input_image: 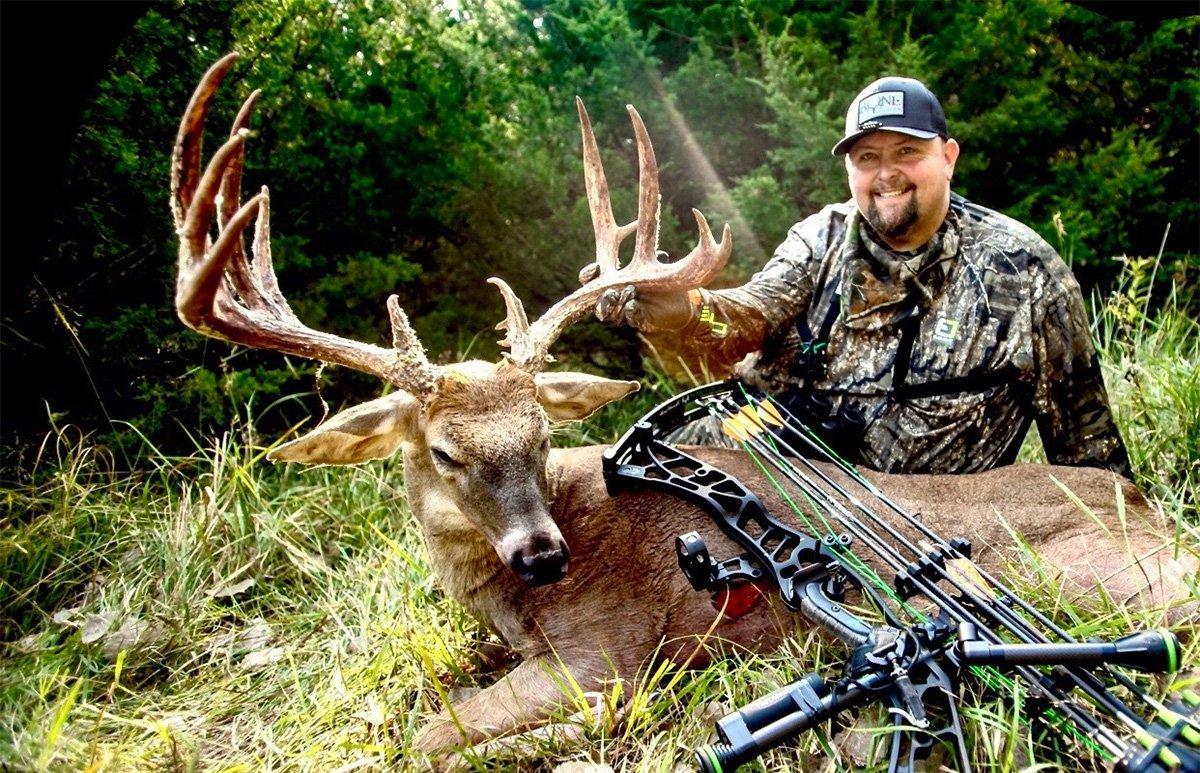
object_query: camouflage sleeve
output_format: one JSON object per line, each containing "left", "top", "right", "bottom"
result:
{"left": 1030, "top": 265, "right": 1131, "bottom": 476}
{"left": 643, "top": 218, "right": 823, "bottom": 379}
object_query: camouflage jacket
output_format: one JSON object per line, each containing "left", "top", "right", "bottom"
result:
{"left": 652, "top": 194, "right": 1130, "bottom": 475}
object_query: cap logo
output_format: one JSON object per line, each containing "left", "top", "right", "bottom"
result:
{"left": 858, "top": 91, "right": 905, "bottom": 126}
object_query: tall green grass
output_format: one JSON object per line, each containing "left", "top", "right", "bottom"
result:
{"left": 1097, "top": 257, "right": 1200, "bottom": 520}
{"left": 2, "top": 272, "right": 1196, "bottom": 771}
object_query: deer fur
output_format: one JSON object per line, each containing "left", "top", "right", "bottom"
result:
{"left": 270, "top": 369, "right": 1196, "bottom": 758}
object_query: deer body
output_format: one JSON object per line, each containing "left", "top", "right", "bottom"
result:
{"left": 401, "top": 443, "right": 1192, "bottom": 752}
{"left": 168, "top": 55, "right": 1194, "bottom": 761}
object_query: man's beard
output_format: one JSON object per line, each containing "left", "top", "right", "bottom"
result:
{"left": 865, "top": 195, "right": 919, "bottom": 240}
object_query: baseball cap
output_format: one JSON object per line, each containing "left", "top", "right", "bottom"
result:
{"left": 832, "top": 76, "right": 949, "bottom": 156}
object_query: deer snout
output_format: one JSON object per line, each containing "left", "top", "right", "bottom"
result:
{"left": 498, "top": 530, "right": 570, "bottom": 586}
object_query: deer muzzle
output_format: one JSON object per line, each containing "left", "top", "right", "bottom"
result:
{"left": 497, "top": 528, "right": 570, "bottom": 586}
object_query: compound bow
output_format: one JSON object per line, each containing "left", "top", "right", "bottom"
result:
{"left": 603, "top": 381, "right": 1198, "bottom": 772}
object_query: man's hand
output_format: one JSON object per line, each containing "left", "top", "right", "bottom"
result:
{"left": 578, "top": 260, "right": 700, "bottom": 333}
{"left": 594, "top": 285, "right": 698, "bottom": 333}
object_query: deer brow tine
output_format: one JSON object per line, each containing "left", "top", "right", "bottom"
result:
{"left": 386, "top": 295, "right": 438, "bottom": 395}
{"left": 487, "top": 277, "right": 532, "bottom": 358}
{"left": 171, "top": 52, "right": 239, "bottom": 230}
{"left": 386, "top": 295, "right": 432, "bottom": 359}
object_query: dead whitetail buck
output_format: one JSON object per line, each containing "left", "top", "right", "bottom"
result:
{"left": 173, "top": 53, "right": 1195, "bottom": 759}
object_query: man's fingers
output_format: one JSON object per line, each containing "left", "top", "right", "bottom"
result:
{"left": 596, "top": 286, "right": 638, "bottom": 324}
{"left": 624, "top": 299, "right": 655, "bottom": 332}
{"left": 596, "top": 286, "right": 691, "bottom": 332}
{"left": 595, "top": 287, "right": 625, "bottom": 323}
{"left": 578, "top": 262, "right": 601, "bottom": 286}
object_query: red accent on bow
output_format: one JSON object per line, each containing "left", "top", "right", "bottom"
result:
{"left": 713, "top": 582, "right": 769, "bottom": 621}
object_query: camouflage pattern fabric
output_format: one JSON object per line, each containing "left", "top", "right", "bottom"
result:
{"left": 649, "top": 194, "right": 1130, "bottom": 476}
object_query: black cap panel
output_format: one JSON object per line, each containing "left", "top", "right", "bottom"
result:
{"left": 833, "top": 77, "right": 948, "bottom": 156}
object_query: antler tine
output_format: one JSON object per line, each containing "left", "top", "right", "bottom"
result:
{"left": 577, "top": 97, "right": 637, "bottom": 279}
{"left": 172, "top": 55, "right": 442, "bottom": 399}
{"left": 250, "top": 185, "right": 293, "bottom": 317}
{"left": 172, "top": 52, "right": 239, "bottom": 232}
{"left": 675, "top": 209, "right": 733, "bottom": 287}
{"left": 177, "top": 191, "right": 267, "bottom": 327}
{"left": 487, "top": 277, "right": 533, "bottom": 363}
{"left": 626, "top": 104, "right": 661, "bottom": 268}
{"left": 220, "top": 89, "right": 265, "bottom": 308}
{"left": 218, "top": 89, "right": 261, "bottom": 232}
{"left": 517, "top": 208, "right": 730, "bottom": 370}
{"left": 181, "top": 130, "right": 250, "bottom": 266}
{"left": 386, "top": 296, "right": 439, "bottom": 396}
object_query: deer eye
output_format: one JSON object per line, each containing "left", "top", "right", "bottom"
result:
{"left": 431, "top": 447, "right": 463, "bottom": 469}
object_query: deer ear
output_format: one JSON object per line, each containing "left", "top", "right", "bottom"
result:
{"left": 534, "top": 372, "right": 639, "bottom": 421}
{"left": 267, "top": 392, "right": 421, "bottom": 465}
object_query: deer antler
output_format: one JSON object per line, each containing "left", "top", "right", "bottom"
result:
{"left": 171, "top": 53, "right": 441, "bottom": 398}
{"left": 491, "top": 97, "right": 731, "bottom": 371}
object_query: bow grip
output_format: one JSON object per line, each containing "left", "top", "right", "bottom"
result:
{"left": 797, "top": 579, "right": 873, "bottom": 646}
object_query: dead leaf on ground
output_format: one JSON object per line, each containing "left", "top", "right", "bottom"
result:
{"left": 101, "top": 617, "right": 165, "bottom": 657}
{"left": 352, "top": 693, "right": 387, "bottom": 727}
{"left": 552, "top": 763, "right": 614, "bottom": 773}
{"left": 80, "top": 611, "right": 119, "bottom": 644}
{"left": 11, "top": 632, "right": 43, "bottom": 654}
{"left": 231, "top": 618, "right": 274, "bottom": 654}
{"left": 242, "top": 646, "right": 286, "bottom": 670}
{"left": 51, "top": 606, "right": 84, "bottom": 627}
{"left": 210, "top": 577, "right": 256, "bottom": 599}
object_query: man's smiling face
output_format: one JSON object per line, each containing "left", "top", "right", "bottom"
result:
{"left": 845, "top": 131, "right": 960, "bottom": 251}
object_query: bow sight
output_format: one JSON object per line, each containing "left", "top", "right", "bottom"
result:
{"left": 602, "top": 381, "right": 1198, "bottom": 772}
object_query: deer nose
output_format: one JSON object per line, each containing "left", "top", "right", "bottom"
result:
{"left": 508, "top": 534, "right": 570, "bottom": 586}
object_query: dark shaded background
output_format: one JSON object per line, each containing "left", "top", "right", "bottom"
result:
{"left": 2, "top": 1, "right": 151, "bottom": 453}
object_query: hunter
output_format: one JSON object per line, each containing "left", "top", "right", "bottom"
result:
{"left": 595, "top": 76, "right": 1131, "bottom": 476}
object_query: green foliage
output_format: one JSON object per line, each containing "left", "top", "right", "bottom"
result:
{"left": 1033, "top": 128, "right": 1168, "bottom": 265}
{"left": 1096, "top": 256, "right": 1200, "bottom": 519}
{"left": 4, "top": 0, "right": 1196, "bottom": 460}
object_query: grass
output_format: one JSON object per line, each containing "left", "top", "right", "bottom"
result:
{"left": 2, "top": 269, "right": 1198, "bottom": 771}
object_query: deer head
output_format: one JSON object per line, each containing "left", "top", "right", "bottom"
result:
{"left": 171, "top": 53, "right": 730, "bottom": 586}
